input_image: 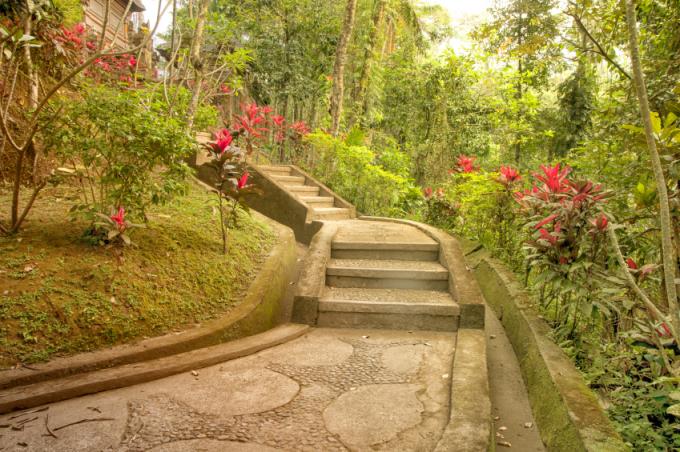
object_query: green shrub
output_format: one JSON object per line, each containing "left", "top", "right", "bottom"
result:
{"left": 302, "top": 132, "right": 421, "bottom": 216}
{"left": 43, "top": 85, "right": 212, "bottom": 220}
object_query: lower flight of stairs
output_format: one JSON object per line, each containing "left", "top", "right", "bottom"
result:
{"left": 316, "top": 222, "right": 460, "bottom": 332}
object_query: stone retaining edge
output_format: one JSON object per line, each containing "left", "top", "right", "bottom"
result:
{"left": 291, "top": 222, "right": 339, "bottom": 325}
{"left": 0, "top": 324, "right": 309, "bottom": 414}
{"left": 0, "top": 180, "right": 297, "bottom": 391}
{"left": 435, "top": 329, "right": 492, "bottom": 452}
{"left": 359, "top": 216, "right": 485, "bottom": 329}
{"left": 465, "top": 246, "right": 629, "bottom": 452}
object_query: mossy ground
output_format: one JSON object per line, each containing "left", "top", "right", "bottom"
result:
{"left": 0, "top": 181, "right": 275, "bottom": 367}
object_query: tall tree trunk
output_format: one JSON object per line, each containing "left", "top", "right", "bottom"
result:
{"left": 352, "top": 0, "right": 385, "bottom": 126}
{"left": 186, "top": 0, "right": 210, "bottom": 130}
{"left": 329, "top": 0, "right": 358, "bottom": 136}
{"left": 625, "top": 0, "right": 679, "bottom": 334}
{"left": 514, "top": 58, "right": 523, "bottom": 164}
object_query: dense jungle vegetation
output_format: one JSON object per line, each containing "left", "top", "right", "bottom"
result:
{"left": 1, "top": 0, "right": 680, "bottom": 448}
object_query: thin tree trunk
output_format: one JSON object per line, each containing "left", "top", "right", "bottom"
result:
{"left": 186, "top": 0, "right": 210, "bottom": 130}
{"left": 329, "top": 0, "right": 358, "bottom": 136}
{"left": 625, "top": 0, "right": 679, "bottom": 334}
{"left": 353, "top": 0, "right": 385, "bottom": 125}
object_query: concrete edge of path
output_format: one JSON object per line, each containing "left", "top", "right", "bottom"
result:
{"left": 463, "top": 242, "right": 629, "bottom": 452}
{"left": 291, "top": 222, "right": 338, "bottom": 325}
{"left": 0, "top": 186, "right": 297, "bottom": 391}
{"left": 0, "top": 323, "right": 310, "bottom": 414}
{"left": 359, "top": 216, "right": 485, "bottom": 329}
{"left": 435, "top": 329, "right": 492, "bottom": 452}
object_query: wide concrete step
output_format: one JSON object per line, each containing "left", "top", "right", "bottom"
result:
{"left": 260, "top": 165, "right": 292, "bottom": 175}
{"left": 312, "top": 207, "right": 352, "bottom": 221}
{"left": 273, "top": 175, "right": 306, "bottom": 185}
{"left": 301, "top": 196, "right": 335, "bottom": 208}
{"left": 326, "top": 259, "right": 449, "bottom": 291}
{"left": 318, "top": 288, "right": 459, "bottom": 331}
{"left": 288, "top": 185, "right": 321, "bottom": 196}
{"left": 332, "top": 241, "right": 439, "bottom": 261}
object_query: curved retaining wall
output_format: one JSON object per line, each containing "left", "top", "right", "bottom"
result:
{"left": 464, "top": 244, "right": 629, "bottom": 452}
{"left": 0, "top": 204, "right": 297, "bottom": 391}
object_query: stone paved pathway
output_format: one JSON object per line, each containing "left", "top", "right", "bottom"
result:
{"left": 0, "top": 328, "right": 455, "bottom": 452}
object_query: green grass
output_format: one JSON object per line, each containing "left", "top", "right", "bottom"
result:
{"left": 0, "top": 181, "right": 275, "bottom": 367}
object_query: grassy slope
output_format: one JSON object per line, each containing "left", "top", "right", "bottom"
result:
{"left": 0, "top": 181, "right": 275, "bottom": 367}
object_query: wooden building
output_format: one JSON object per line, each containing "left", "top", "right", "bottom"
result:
{"left": 83, "top": 0, "right": 145, "bottom": 49}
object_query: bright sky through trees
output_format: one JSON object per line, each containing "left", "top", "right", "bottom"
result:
{"left": 143, "top": 0, "right": 493, "bottom": 51}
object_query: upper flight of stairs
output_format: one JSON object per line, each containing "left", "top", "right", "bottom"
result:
{"left": 317, "top": 221, "right": 460, "bottom": 332}
{"left": 258, "top": 165, "right": 353, "bottom": 221}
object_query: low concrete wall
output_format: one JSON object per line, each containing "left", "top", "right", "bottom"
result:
{"left": 291, "top": 222, "right": 338, "bottom": 324}
{"left": 0, "top": 199, "right": 297, "bottom": 391}
{"left": 466, "top": 247, "right": 629, "bottom": 452}
{"left": 359, "top": 216, "right": 485, "bottom": 329}
{"left": 240, "top": 164, "right": 325, "bottom": 244}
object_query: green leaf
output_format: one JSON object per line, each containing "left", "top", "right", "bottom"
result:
{"left": 664, "top": 112, "right": 677, "bottom": 128}
{"left": 650, "top": 111, "right": 661, "bottom": 134}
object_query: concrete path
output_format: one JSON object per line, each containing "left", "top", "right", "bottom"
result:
{"left": 0, "top": 328, "right": 455, "bottom": 452}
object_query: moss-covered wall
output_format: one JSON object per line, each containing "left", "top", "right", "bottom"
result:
{"left": 470, "top": 251, "right": 629, "bottom": 452}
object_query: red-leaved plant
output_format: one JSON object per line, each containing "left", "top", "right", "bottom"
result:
{"left": 515, "top": 164, "right": 613, "bottom": 334}
{"left": 203, "top": 129, "right": 261, "bottom": 253}
{"left": 93, "top": 207, "right": 144, "bottom": 247}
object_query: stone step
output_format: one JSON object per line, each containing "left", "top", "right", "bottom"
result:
{"left": 273, "top": 175, "right": 306, "bottom": 185}
{"left": 326, "top": 259, "right": 449, "bottom": 291}
{"left": 312, "top": 207, "right": 352, "bottom": 221}
{"left": 288, "top": 185, "right": 321, "bottom": 196}
{"left": 301, "top": 196, "right": 335, "bottom": 208}
{"left": 318, "top": 288, "right": 459, "bottom": 331}
{"left": 332, "top": 241, "right": 439, "bottom": 261}
{"left": 259, "top": 165, "right": 292, "bottom": 175}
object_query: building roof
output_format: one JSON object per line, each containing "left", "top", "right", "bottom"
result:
{"left": 122, "top": 0, "right": 146, "bottom": 13}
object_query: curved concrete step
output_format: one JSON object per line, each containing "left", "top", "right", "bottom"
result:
{"left": 332, "top": 241, "right": 439, "bottom": 261}
{"left": 318, "top": 287, "right": 459, "bottom": 331}
{"left": 260, "top": 165, "right": 292, "bottom": 175}
{"left": 301, "top": 196, "right": 335, "bottom": 208}
{"left": 273, "top": 175, "right": 306, "bottom": 185}
{"left": 326, "top": 259, "right": 449, "bottom": 290}
{"left": 288, "top": 185, "right": 320, "bottom": 196}
{"left": 312, "top": 207, "right": 352, "bottom": 221}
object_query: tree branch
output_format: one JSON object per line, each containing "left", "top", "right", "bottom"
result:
{"left": 565, "top": 10, "right": 632, "bottom": 80}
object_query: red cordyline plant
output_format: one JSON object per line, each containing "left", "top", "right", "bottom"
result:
{"left": 203, "top": 129, "right": 260, "bottom": 254}
{"left": 453, "top": 155, "right": 478, "bottom": 173}
{"left": 423, "top": 186, "right": 458, "bottom": 230}
{"left": 93, "top": 207, "right": 144, "bottom": 247}
{"left": 231, "top": 103, "right": 270, "bottom": 158}
{"left": 514, "top": 163, "right": 615, "bottom": 333}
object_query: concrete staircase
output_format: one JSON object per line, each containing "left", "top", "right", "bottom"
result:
{"left": 317, "top": 221, "right": 460, "bottom": 331}
{"left": 258, "top": 165, "right": 352, "bottom": 221}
